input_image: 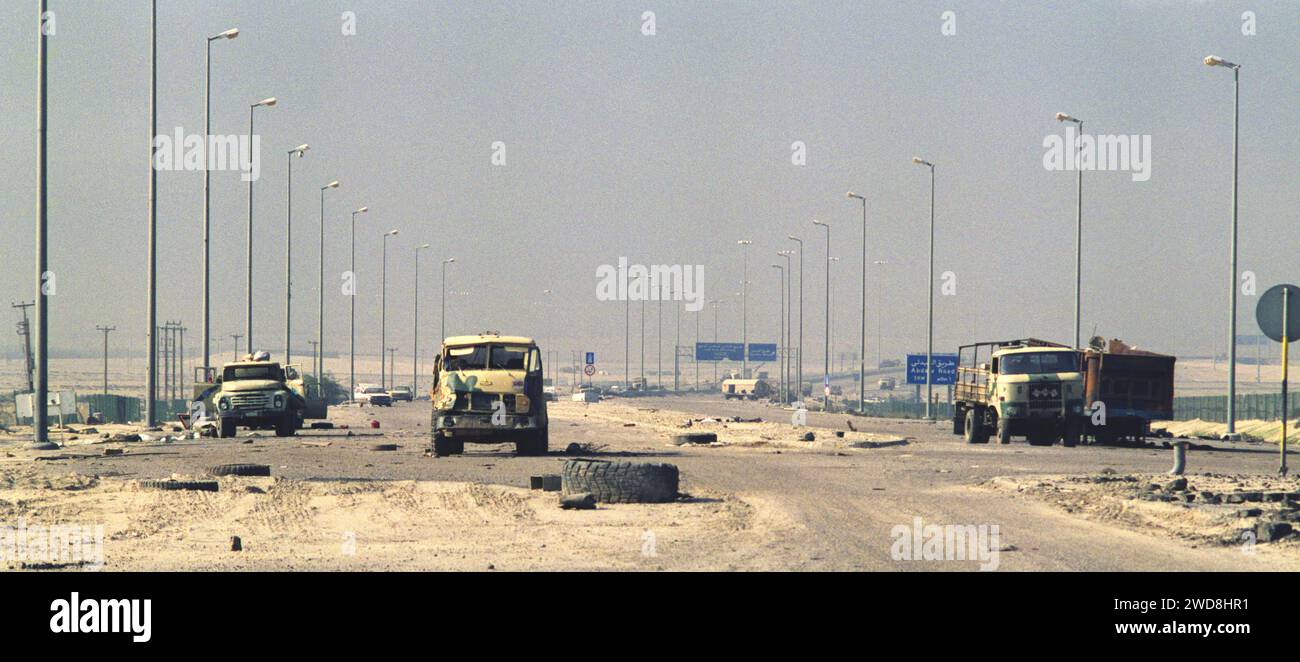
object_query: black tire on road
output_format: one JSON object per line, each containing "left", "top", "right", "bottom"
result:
{"left": 517, "top": 428, "right": 549, "bottom": 456}
{"left": 139, "top": 479, "right": 219, "bottom": 492}
{"left": 207, "top": 463, "right": 271, "bottom": 477}
{"left": 433, "top": 436, "right": 463, "bottom": 456}
{"left": 672, "top": 432, "right": 717, "bottom": 445}
{"left": 275, "top": 414, "right": 296, "bottom": 437}
{"left": 219, "top": 418, "right": 237, "bottom": 439}
{"left": 997, "top": 418, "right": 1012, "bottom": 444}
{"left": 952, "top": 412, "right": 964, "bottom": 436}
{"left": 964, "top": 409, "right": 988, "bottom": 444}
{"left": 561, "top": 459, "right": 679, "bottom": 504}
{"left": 370, "top": 443, "right": 399, "bottom": 451}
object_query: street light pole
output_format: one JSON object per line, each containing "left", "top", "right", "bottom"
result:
{"left": 812, "top": 220, "right": 830, "bottom": 408}
{"left": 912, "top": 157, "right": 936, "bottom": 420}
{"left": 285, "top": 145, "right": 308, "bottom": 364}
{"left": 316, "top": 181, "right": 339, "bottom": 385}
{"left": 1055, "top": 113, "right": 1084, "bottom": 349}
{"left": 848, "top": 192, "right": 868, "bottom": 413}
{"left": 1205, "top": 54, "right": 1242, "bottom": 437}
{"left": 788, "top": 236, "right": 804, "bottom": 403}
{"left": 739, "top": 244, "right": 752, "bottom": 379}
{"left": 35, "top": 0, "right": 51, "bottom": 440}
{"left": 246, "top": 97, "right": 277, "bottom": 353}
{"left": 381, "top": 229, "right": 399, "bottom": 389}
{"left": 203, "top": 27, "right": 238, "bottom": 373}
{"left": 771, "top": 263, "right": 785, "bottom": 402}
{"left": 778, "top": 250, "right": 793, "bottom": 402}
{"left": 413, "top": 243, "right": 430, "bottom": 392}
{"left": 348, "top": 206, "right": 366, "bottom": 397}
{"left": 441, "top": 258, "right": 455, "bottom": 342}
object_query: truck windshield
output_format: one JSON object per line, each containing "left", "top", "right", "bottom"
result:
{"left": 223, "top": 364, "right": 282, "bottom": 381}
{"left": 489, "top": 346, "right": 529, "bottom": 370}
{"left": 445, "top": 346, "right": 488, "bottom": 371}
{"left": 1000, "top": 352, "right": 1077, "bottom": 375}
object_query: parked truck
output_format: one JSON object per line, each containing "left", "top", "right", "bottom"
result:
{"left": 1080, "top": 337, "right": 1176, "bottom": 444}
{"left": 430, "top": 333, "right": 549, "bottom": 457}
{"left": 953, "top": 339, "right": 1086, "bottom": 446}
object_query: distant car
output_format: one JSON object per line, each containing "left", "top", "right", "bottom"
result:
{"left": 389, "top": 386, "right": 413, "bottom": 402}
{"left": 354, "top": 384, "right": 392, "bottom": 407}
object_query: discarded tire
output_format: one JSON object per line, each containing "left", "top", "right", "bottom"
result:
{"left": 206, "top": 463, "right": 271, "bottom": 477}
{"left": 139, "top": 480, "right": 219, "bottom": 492}
{"left": 672, "top": 432, "right": 716, "bottom": 445}
{"left": 561, "top": 459, "right": 678, "bottom": 504}
{"left": 370, "top": 443, "right": 399, "bottom": 452}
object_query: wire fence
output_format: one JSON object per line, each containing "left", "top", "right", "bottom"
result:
{"left": 1172, "top": 393, "right": 1298, "bottom": 423}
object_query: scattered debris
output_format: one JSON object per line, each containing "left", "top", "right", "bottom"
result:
{"left": 561, "top": 459, "right": 679, "bottom": 504}
{"left": 207, "top": 463, "right": 272, "bottom": 477}
{"left": 310, "top": 422, "right": 334, "bottom": 430}
{"left": 530, "top": 475, "right": 562, "bottom": 491}
{"left": 138, "top": 479, "right": 219, "bottom": 492}
{"left": 672, "top": 432, "right": 717, "bottom": 446}
{"left": 370, "top": 443, "right": 399, "bottom": 452}
{"left": 559, "top": 492, "right": 597, "bottom": 510}
{"left": 801, "top": 432, "right": 816, "bottom": 442}
{"left": 230, "top": 536, "right": 242, "bottom": 552}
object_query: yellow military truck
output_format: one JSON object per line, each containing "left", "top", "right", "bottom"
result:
{"left": 198, "top": 353, "right": 306, "bottom": 438}
{"left": 953, "top": 339, "right": 1085, "bottom": 447}
{"left": 430, "top": 334, "right": 549, "bottom": 457}
{"left": 721, "top": 377, "right": 772, "bottom": 400}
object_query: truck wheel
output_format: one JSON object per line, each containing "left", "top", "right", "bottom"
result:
{"left": 433, "top": 436, "right": 464, "bottom": 457}
{"left": 219, "top": 418, "right": 237, "bottom": 439}
{"left": 1062, "top": 420, "right": 1081, "bottom": 448}
{"left": 952, "top": 411, "right": 965, "bottom": 436}
{"left": 964, "top": 409, "right": 988, "bottom": 444}
{"left": 516, "top": 428, "right": 549, "bottom": 456}
{"left": 996, "top": 418, "right": 1012, "bottom": 444}
{"left": 274, "top": 414, "right": 295, "bottom": 438}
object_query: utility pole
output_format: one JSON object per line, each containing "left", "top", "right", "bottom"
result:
{"left": 96, "top": 326, "right": 116, "bottom": 395}
{"left": 12, "top": 302, "right": 35, "bottom": 393}
{"left": 386, "top": 348, "right": 397, "bottom": 390}
{"left": 36, "top": 0, "right": 51, "bottom": 441}
{"left": 231, "top": 334, "right": 243, "bottom": 361}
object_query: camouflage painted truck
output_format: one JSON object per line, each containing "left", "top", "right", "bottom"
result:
{"left": 192, "top": 353, "right": 309, "bottom": 438}
{"left": 430, "top": 334, "right": 549, "bottom": 457}
{"left": 952, "top": 339, "right": 1086, "bottom": 447}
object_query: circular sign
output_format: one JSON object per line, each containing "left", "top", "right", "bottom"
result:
{"left": 1256, "top": 284, "right": 1300, "bottom": 343}
{"left": 583, "top": 365, "right": 596, "bottom": 376}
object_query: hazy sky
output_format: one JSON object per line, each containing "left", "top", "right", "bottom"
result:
{"left": 1, "top": 1, "right": 1296, "bottom": 376}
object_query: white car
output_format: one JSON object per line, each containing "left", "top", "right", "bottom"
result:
{"left": 354, "top": 384, "right": 392, "bottom": 406}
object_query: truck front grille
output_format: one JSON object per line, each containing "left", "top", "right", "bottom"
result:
{"left": 230, "top": 393, "right": 269, "bottom": 410}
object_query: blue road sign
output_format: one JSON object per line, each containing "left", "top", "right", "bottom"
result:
{"left": 585, "top": 352, "right": 595, "bottom": 365}
{"left": 747, "top": 343, "right": 777, "bottom": 362}
{"left": 696, "top": 342, "right": 744, "bottom": 361}
{"left": 906, "top": 353, "right": 958, "bottom": 385}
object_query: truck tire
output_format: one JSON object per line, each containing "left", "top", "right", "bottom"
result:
{"left": 996, "top": 417, "right": 1012, "bottom": 444}
{"left": 219, "top": 418, "right": 237, "bottom": 439}
{"left": 952, "top": 411, "right": 965, "bottom": 436}
{"left": 561, "top": 459, "right": 679, "bottom": 504}
{"left": 964, "top": 409, "right": 988, "bottom": 444}
{"left": 516, "top": 428, "right": 549, "bottom": 456}
{"left": 1062, "top": 419, "right": 1081, "bottom": 447}
{"left": 274, "top": 414, "right": 295, "bottom": 438}
{"left": 433, "top": 436, "right": 464, "bottom": 457}
{"left": 207, "top": 463, "right": 271, "bottom": 477}
{"left": 139, "top": 479, "right": 219, "bottom": 492}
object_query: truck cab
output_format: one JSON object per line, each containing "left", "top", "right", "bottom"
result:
{"left": 430, "top": 334, "right": 549, "bottom": 457}
{"left": 208, "top": 354, "right": 305, "bottom": 438}
{"left": 954, "top": 339, "right": 1085, "bottom": 446}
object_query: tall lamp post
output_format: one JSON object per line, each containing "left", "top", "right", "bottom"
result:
{"left": 413, "top": 243, "right": 430, "bottom": 392}
{"left": 440, "top": 258, "right": 455, "bottom": 342}
{"left": 737, "top": 240, "right": 752, "bottom": 377}
{"left": 812, "top": 220, "right": 830, "bottom": 408}
{"left": 1055, "top": 112, "right": 1084, "bottom": 349}
{"left": 284, "top": 144, "right": 309, "bottom": 364}
{"left": 245, "top": 97, "right": 277, "bottom": 353}
{"left": 348, "top": 205, "right": 367, "bottom": 397}
{"left": 380, "top": 229, "right": 399, "bottom": 389}
{"left": 847, "top": 191, "right": 868, "bottom": 413}
{"left": 316, "top": 180, "right": 339, "bottom": 384}
{"left": 35, "top": 0, "right": 52, "bottom": 439}
{"left": 787, "top": 236, "right": 805, "bottom": 403}
{"left": 778, "top": 250, "right": 793, "bottom": 402}
{"left": 1205, "top": 54, "right": 1242, "bottom": 438}
{"left": 771, "top": 263, "right": 785, "bottom": 402}
{"left": 912, "top": 157, "right": 936, "bottom": 419}
{"left": 202, "top": 27, "right": 238, "bottom": 372}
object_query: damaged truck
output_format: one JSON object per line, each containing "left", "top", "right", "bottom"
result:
{"left": 430, "top": 333, "right": 549, "bottom": 457}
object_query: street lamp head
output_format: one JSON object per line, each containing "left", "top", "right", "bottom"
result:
{"left": 787, "top": 235, "right": 800, "bottom": 241}
{"left": 419, "top": 243, "right": 430, "bottom": 249}
{"left": 812, "top": 219, "right": 826, "bottom": 227}
{"left": 444, "top": 258, "right": 456, "bottom": 264}
{"left": 322, "top": 181, "right": 340, "bottom": 191}
{"left": 387, "top": 229, "right": 399, "bottom": 236}
{"left": 290, "top": 144, "right": 309, "bottom": 156}
{"left": 1204, "top": 55, "right": 1238, "bottom": 69}
{"left": 737, "top": 239, "right": 752, "bottom": 245}
{"left": 254, "top": 97, "right": 277, "bottom": 108}
{"left": 1055, "top": 112, "right": 1081, "bottom": 124}
{"left": 846, "top": 191, "right": 864, "bottom": 200}
{"left": 354, "top": 206, "right": 367, "bottom": 213}
{"left": 212, "top": 28, "right": 240, "bottom": 41}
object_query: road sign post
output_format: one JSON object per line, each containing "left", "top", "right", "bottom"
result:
{"left": 1256, "top": 284, "right": 1299, "bottom": 476}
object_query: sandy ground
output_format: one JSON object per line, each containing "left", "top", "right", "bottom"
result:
{"left": 4, "top": 395, "right": 1300, "bottom": 571}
